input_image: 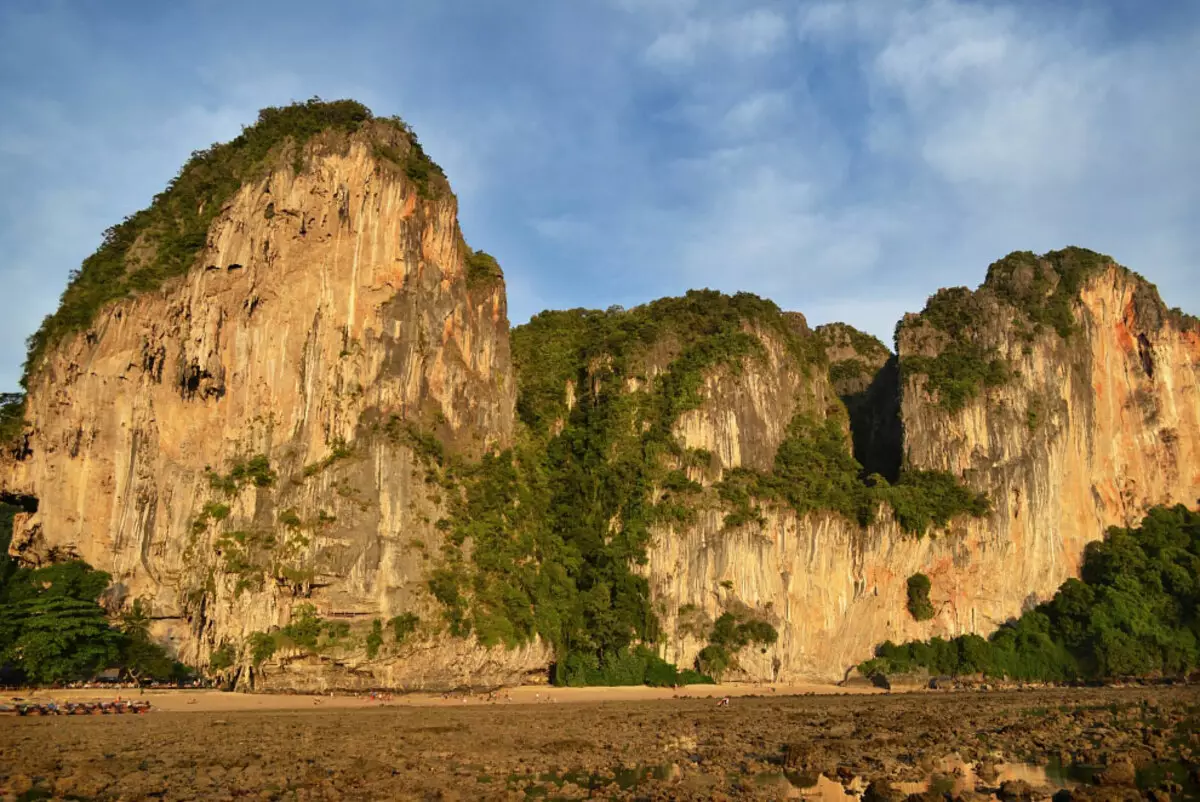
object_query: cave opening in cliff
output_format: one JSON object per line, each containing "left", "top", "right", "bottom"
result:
{"left": 0, "top": 492, "right": 37, "bottom": 514}
{"left": 841, "top": 357, "right": 903, "bottom": 483}
{"left": 1137, "top": 333, "right": 1155, "bottom": 379}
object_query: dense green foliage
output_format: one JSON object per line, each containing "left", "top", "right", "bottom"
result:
{"left": 0, "top": 535, "right": 183, "bottom": 684}
{"left": 717, "top": 413, "right": 989, "bottom": 536}
{"left": 0, "top": 393, "right": 24, "bottom": 447}
{"left": 695, "top": 611, "right": 778, "bottom": 679}
{"left": 861, "top": 505, "right": 1200, "bottom": 681}
{"left": 718, "top": 413, "right": 875, "bottom": 526}
{"left": 874, "top": 471, "right": 992, "bottom": 535}
{"left": 985, "top": 248, "right": 1112, "bottom": 338}
{"left": 902, "top": 344, "right": 1009, "bottom": 412}
{"left": 906, "top": 573, "right": 935, "bottom": 621}
{"left": 22, "top": 98, "right": 439, "bottom": 387}
{"left": 425, "top": 291, "right": 818, "bottom": 684}
{"left": 464, "top": 248, "right": 504, "bottom": 289}
{"left": 552, "top": 644, "right": 713, "bottom": 687}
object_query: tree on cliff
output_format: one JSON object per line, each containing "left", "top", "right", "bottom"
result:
{"left": 906, "top": 573, "right": 935, "bottom": 621}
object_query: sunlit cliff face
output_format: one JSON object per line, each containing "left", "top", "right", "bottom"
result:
{"left": 3, "top": 127, "right": 1197, "bottom": 689}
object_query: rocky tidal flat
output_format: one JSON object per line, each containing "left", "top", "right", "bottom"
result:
{"left": 2, "top": 686, "right": 1199, "bottom": 800}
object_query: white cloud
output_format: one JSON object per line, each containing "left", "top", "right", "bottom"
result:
{"left": 645, "top": 18, "right": 714, "bottom": 66}
{"left": 530, "top": 216, "right": 594, "bottom": 242}
{"left": 728, "top": 8, "right": 789, "bottom": 55}
{"left": 643, "top": 6, "right": 788, "bottom": 67}
{"left": 720, "top": 90, "right": 788, "bottom": 137}
{"left": 1, "top": 0, "right": 1197, "bottom": 386}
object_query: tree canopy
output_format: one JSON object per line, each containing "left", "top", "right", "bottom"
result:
{"left": 0, "top": 504, "right": 183, "bottom": 684}
{"left": 861, "top": 504, "right": 1200, "bottom": 681}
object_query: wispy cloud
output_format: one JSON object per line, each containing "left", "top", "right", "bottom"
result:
{"left": 0, "top": 0, "right": 1197, "bottom": 390}
{"left": 644, "top": 6, "right": 788, "bottom": 67}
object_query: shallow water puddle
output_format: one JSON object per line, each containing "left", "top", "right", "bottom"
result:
{"left": 792, "top": 757, "right": 1073, "bottom": 801}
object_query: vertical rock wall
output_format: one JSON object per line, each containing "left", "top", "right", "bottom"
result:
{"left": 647, "top": 266, "right": 1200, "bottom": 681}
{"left": 1, "top": 137, "right": 550, "bottom": 688}
{"left": 2, "top": 124, "right": 1196, "bottom": 688}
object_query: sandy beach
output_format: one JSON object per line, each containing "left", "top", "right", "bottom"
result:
{"left": 7, "top": 680, "right": 885, "bottom": 712}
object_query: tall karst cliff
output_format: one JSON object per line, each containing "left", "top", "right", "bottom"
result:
{"left": 2, "top": 102, "right": 1198, "bottom": 688}
{"left": 0, "top": 101, "right": 546, "bottom": 690}
{"left": 644, "top": 250, "right": 1200, "bottom": 680}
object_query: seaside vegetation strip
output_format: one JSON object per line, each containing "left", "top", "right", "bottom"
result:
{"left": 860, "top": 504, "right": 1200, "bottom": 681}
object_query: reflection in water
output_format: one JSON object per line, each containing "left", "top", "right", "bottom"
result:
{"left": 796, "top": 756, "right": 1071, "bottom": 801}
{"left": 796, "top": 773, "right": 864, "bottom": 800}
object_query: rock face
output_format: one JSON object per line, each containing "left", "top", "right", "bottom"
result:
{"left": 3, "top": 105, "right": 1198, "bottom": 688}
{"left": 647, "top": 253, "right": 1200, "bottom": 680}
{"left": 1, "top": 125, "right": 547, "bottom": 689}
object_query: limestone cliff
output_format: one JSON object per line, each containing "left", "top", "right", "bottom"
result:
{"left": 646, "top": 249, "right": 1200, "bottom": 681}
{"left": 1, "top": 107, "right": 549, "bottom": 690}
{"left": 3, "top": 100, "right": 1198, "bottom": 688}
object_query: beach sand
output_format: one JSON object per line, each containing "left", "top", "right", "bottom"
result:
{"left": 8, "top": 680, "right": 884, "bottom": 712}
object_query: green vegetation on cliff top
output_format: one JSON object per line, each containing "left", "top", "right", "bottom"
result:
{"left": 21, "top": 98, "right": 446, "bottom": 388}
{"left": 861, "top": 504, "right": 1200, "bottom": 682}
{"left": 511, "top": 290, "right": 816, "bottom": 434}
{"left": 899, "top": 247, "right": 1112, "bottom": 411}
{"left": 815, "top": 322, "right": 891, "bottom": 364}
{"left": 899, "top": 246, "right": 1198, "bottom": 411}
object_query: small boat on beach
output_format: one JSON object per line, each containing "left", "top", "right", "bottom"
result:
{"left": 0, "top": 700, "right": 151, "bottom": 716}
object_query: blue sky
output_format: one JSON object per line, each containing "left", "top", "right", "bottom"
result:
{"left": 1, "top": 0, "right": 1198, "bottom": 392}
